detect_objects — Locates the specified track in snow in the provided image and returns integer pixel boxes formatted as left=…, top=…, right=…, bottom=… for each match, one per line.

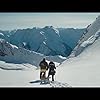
left=49, top=81, right=71, bottom=88
left=30, top=80, right=71, bottom=88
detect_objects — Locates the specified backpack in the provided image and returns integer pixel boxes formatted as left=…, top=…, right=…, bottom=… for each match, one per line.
left=40, top=61, right=47, bottom=69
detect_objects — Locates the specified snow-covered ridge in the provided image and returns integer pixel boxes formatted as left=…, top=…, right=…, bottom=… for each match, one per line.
left=0, top=39, right=66, bottom=67
left=80, top=29, right=100, bottom=47
left=78, top=15, right=100, bottom=44
left=43, top=26, right=60, bottom=36
left=0, top=26, right=85, bottom=57
left=7, top=26, right=72, bottom=57
left=0, top=33, right=4, bottom=36
left=69, top=15, right=100, bottom=57
left=56, top=15, right=100, bottom=87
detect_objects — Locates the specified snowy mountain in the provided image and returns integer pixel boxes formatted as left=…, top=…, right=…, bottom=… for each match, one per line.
left=0, top=26, right=84, bottom=57
left=0, top=26, right=85, bottom=57
left=70, top=16, right=100, bottom=57
left=0, top=30, right=10, bottom=41
left=0, top=26, right=85, bottom=69
left=7, top=26, right=72, bottom=57
left=0, top=38, right=65, bottom=67
left=56, top=15, right=100, bottom=86
left=58, top=28, right=85, bottom=49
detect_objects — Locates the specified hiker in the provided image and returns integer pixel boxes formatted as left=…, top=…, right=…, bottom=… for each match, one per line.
left=39, top=58, right=48, bottom=80
left=47, top=61, right=56, bottom=81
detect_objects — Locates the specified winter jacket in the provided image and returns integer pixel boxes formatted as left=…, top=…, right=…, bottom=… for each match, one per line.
left=39, top=60, right=48, bottom=70
left=48, top=62, right=56, bottom=75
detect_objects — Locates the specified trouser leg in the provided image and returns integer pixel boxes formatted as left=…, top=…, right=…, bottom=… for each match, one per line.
left=40, top=72, right=42, bottom=79
left=47, top=71, right=49, bottom=77
left=47, top=73, right=49, bottom=78
left=43, top=72, right=46, bottom=78
left=52, top=75, right=54, bottom=81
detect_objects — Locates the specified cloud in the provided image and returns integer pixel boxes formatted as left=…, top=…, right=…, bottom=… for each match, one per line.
left=0, top=13, right=99, bottom=30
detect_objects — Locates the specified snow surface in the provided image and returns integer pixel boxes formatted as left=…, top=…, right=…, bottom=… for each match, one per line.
left=56, top=36, right=100, bottom=87
left=55, top=15, right=100, bottom=87
left=0, top=60, right=71, bottom=87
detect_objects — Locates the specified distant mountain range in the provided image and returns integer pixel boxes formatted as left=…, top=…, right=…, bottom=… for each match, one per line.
left=0, top=26, right=85, bottom=57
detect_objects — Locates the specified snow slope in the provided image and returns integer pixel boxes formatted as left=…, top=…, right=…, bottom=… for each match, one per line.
left=0, top=62, right=39, bottom=87
left=0, top=60, right=71, bottom=87
left=56, top=36, right=100, bottom=86
left=70, top=15, right=100, bottom=57
left=56, top=15, right=100, bottom=87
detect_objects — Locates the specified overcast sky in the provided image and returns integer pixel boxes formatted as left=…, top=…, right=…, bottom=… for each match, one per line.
left=0, top=13, right=100, bottom=31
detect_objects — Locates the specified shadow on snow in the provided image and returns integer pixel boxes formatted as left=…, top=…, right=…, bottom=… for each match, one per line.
left=29, top=79, right=50, bottom=85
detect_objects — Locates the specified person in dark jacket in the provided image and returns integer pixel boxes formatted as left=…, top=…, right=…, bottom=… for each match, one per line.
left=39, top=58, right=48, bottom=80
left=47, top=61, right=56, bottom=81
